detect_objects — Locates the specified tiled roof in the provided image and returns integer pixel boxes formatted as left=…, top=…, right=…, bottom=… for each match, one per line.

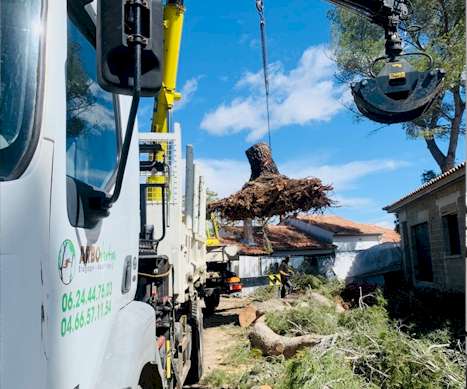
left=220, top=224, right=334, bottom=256
left=294, top=214, right=400, bottom=243
left=384, top=162, right=465, bottom=212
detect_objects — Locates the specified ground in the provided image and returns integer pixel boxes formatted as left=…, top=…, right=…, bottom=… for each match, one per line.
left=203, top=297, right=247, bottom=376
left=186, top=281, right=466, bottom=389
left=185, top=296, right=248, bottom=389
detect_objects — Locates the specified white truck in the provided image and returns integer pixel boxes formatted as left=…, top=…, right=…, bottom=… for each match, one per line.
left=0, top=0, right=205, bottom=388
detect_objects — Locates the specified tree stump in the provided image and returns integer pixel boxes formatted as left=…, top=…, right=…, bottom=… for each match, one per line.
left=246, top=143, right=279, bottom=180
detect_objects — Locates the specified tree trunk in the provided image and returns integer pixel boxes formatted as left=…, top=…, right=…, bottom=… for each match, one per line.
left=249, top=316, right=331, bottom=358
left=445, top=86, right=465, bottom=172
left=246, top=143, right=279, bottom=181
left=423, top=87, right=464, bottom=173
left=243, top=218, right=255, bottom=245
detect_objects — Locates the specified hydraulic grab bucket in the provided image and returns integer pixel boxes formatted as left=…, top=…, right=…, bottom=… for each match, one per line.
left=351, top=59, right=445, bottom=124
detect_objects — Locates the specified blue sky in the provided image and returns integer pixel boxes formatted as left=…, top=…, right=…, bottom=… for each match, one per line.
left=138, top=0, right=465, bottom=229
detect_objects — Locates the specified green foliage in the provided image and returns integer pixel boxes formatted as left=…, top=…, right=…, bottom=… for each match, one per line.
left=291, top=273, right=344, bottom=299
left=339, top=307, right=465, bottom=388
left=278, top=350, right=375, bottom=389
left=202, top=369, right=242, bottom=388
left=226, top=337, right=261, bottom=366
left=421, top=169, right=439, bottom=183
left=267, top=285, right=465, bottom=388
left=266, top=302, right=339, bottom=336
left=250, top=286, right=278, bottom=302
left=237, top=357, right=286, bottom=389
left=290, top=273, right=324, bottom=290
left=209, top=280, right=466, bottom=389
left=316, top=279, right=344, bottom=299
left=338, top=304, right=389, bottom=333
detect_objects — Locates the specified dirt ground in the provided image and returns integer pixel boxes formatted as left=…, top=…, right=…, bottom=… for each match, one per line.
left=202, top=297, right=248, bottom=376
left=185, top=296, right=249, bottom=388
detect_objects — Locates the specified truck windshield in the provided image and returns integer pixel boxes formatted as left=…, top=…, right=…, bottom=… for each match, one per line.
left=0, top=0, right=42, bottom=180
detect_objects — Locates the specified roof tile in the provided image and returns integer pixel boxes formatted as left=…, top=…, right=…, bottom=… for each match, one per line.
left=294, top=214, right=400, bottom=243
left=220, top=224, right=334, bottom=256
left=384, top=162, right=465, bottom=211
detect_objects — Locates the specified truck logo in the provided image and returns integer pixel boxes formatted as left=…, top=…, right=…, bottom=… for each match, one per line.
left=58, top=240, right=76, bottom=285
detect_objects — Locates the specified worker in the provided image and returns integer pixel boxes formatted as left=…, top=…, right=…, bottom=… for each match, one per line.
left=279, top=256, right=293, bottom=298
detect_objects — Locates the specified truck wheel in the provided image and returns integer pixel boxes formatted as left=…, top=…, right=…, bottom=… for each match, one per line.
left=185, top=300, right=204, bottom=384
left=204, top=289, right=220, bottom=315
left=138, top=363, right=163, bottom=389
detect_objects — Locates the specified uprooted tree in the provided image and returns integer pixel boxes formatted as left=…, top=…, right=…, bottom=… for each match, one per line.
left=208, top=143, right=333, bottom=220
left=208, top=143, right=333, bottom=250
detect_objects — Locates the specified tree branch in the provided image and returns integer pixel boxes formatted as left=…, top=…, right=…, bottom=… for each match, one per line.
left=424, top=136, right=446, bottom=170
left=437, top=0, right=450, bottom=34
left=423, top=109, right=447, bottom=171
left=445, top=86, right=465, bottom=169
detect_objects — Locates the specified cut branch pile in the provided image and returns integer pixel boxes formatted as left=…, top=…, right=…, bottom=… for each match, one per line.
left=208, top=143, right=333, bottom=220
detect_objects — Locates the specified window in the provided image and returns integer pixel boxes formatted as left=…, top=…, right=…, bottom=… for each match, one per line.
left=0, top=0, right=42, bottom=180
left=411, top=222, right=433, bottom=282
left=66, top=16, right=120, bottom=191
left=442, top=213, right=461, bottom=256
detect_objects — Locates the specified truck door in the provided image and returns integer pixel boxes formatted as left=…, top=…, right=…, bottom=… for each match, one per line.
left=46, top=4, right=140, bottom=388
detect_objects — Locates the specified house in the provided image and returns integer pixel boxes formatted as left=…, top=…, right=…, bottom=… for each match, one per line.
left=285, top=215, right=401, bottom=281
left=384, top=163, right=465, bottom=292
left=220, top=224, right=335, bottom=295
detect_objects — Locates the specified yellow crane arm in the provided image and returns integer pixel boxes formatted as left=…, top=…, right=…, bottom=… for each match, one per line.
left=147, top=0, right=185, bottom=201
left=152, top=0, right=185, bottom=135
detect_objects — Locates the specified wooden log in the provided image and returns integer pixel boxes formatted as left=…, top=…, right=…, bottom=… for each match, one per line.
left=238, top=299, right=288, bottom=328
left=249, top=316, right=329, bottom=358
left=239, top=305, right=261, bottom=328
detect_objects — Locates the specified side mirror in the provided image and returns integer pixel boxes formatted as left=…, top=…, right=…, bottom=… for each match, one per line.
left=97, top=0, right=164, bottom=97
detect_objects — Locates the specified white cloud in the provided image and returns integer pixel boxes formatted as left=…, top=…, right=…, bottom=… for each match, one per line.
left=174, top=77, right=201, bottom=111
left=372, top=218, right=397, bottom=229
left=195, top=159, right=249, bottom=198
left=200, top=45, right=348, bottom=142
left=197, top=157, right=409, bottom=220
left=333, top=195, right=376, bottom=209
left=281, top=159, right=410, bottom=192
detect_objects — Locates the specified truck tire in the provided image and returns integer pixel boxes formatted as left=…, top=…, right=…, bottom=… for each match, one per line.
left=185, top=300, right=204, bottom=384
left=138, top=363, right=163, bottom=389
left=204, top=288, right=220, bottom=315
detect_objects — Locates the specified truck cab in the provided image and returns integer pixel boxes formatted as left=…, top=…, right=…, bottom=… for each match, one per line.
left=0, top=1, right=203, bottom=388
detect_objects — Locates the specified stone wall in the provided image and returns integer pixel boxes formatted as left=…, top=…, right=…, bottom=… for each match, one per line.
left=397, top=177, right=465, bottom=292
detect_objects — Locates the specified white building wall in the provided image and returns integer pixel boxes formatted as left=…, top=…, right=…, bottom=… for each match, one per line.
left=235, top=255, right=305, bottom=296
left=332, top=235, right=383, bottom=280
left=333, top=234, right=382, bottom=251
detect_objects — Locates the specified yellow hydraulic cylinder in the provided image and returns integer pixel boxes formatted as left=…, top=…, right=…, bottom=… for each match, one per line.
left=152, top=0, right=185, bottom=135
left=148, top=0, right=185, bottom=202
left=166, top=339, right=172, bottom=379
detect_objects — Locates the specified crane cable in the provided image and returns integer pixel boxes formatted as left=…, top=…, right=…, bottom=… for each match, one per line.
left=256, top=0, right=272, bottom=149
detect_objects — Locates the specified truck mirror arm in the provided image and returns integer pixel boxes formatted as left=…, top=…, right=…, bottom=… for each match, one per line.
left=105, top=0, right=147, bottom=207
